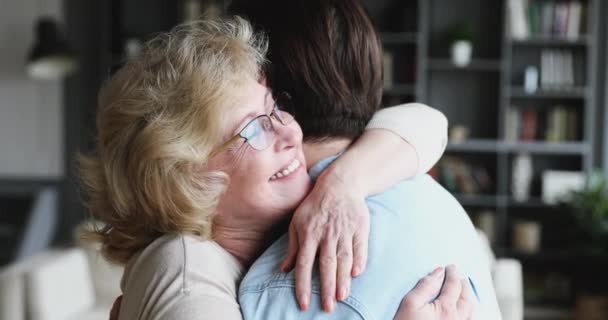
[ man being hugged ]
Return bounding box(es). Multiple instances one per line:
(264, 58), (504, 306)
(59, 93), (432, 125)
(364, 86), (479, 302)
(231, 0), (502, 319)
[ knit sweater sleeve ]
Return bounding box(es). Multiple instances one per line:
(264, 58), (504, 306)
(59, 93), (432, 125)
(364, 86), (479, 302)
(366, 103), (448, 175)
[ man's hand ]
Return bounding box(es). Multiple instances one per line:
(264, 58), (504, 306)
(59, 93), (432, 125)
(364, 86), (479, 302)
(395, 265), (475, 320)
(281, 167), (370, 312)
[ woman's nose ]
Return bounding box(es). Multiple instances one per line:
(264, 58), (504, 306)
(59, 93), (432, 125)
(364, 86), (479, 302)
(273, 120), (302, 152)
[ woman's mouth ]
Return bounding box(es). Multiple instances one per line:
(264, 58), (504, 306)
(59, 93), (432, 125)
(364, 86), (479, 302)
(270, 159), (301, 181)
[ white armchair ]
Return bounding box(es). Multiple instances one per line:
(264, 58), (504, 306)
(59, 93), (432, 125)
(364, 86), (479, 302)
(0, 244), (122, 320)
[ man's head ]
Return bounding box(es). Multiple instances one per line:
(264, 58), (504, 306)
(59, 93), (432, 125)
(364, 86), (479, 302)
(229, 0), (383, 142)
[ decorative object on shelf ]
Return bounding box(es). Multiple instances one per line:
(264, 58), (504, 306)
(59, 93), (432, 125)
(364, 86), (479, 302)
(26, 17), (77, 80)
(574, 295), (608, 320)
(493, 259), (524, 320)
(449, 23), (473, 67)
(124, 39), (143, 60)
(475, 210), (496, 244)
(512, 220), (541, 254)
(524, 66), (539, 94)
(183, 0), (222, 22)
(566, 171), (608, 253)
(183, 0), (202, 21)
(382, 51), (394, 89)
(511, 153), (532, 202)
(542, 170), (585, 205)
(449, 125), (470, 143)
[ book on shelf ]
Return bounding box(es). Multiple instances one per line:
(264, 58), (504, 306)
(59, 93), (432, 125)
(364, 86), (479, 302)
(508, 0), (529, 40)
(540, 50), (580, 90)
(436, 157), (493, 195)
(506, 108), (522, 142)
(521, 109), (538, 141)
(566, 2), (583, 39)
(546, 107), (578, 142)
(509, 0), (585, 40)
(506, 106), (578, 142)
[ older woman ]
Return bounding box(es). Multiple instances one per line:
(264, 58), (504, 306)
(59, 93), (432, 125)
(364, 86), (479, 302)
(81, 18), (471, 320)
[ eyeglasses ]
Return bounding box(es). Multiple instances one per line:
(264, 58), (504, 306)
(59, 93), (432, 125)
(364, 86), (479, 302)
(210, 93), (295, 156)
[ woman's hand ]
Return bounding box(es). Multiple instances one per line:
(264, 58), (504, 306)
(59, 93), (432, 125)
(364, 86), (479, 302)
(395, 265), (475, 320)
(281, 166), (369, 312)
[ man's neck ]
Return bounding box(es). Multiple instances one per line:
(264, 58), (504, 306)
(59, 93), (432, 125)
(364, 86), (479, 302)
(303, 138), (353, 170)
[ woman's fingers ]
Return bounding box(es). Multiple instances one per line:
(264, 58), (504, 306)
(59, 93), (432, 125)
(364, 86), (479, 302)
(437, 264), (463, 305)
(401, 267), (445, 309)
(351, 208), (370, 277)
(457, 279), (475, 319)
(319, 233), (338, 312)
(281, 226), (299, 272)
(294, 236), (318, 311)
(336, 238), (353, 301)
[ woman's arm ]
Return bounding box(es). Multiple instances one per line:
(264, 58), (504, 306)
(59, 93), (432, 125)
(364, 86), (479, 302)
(342, 102), (448, 195)
(283, 103), (449, 311)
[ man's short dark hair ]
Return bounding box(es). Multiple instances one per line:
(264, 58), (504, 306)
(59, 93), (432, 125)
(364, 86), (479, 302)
(229, 0), (383, 141)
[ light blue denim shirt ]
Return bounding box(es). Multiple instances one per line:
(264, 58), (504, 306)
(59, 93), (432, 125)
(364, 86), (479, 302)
(239, 156), (500, 320)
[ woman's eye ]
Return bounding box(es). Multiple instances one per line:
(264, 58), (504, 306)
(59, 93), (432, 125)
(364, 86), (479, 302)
(262, 119), (273, 130)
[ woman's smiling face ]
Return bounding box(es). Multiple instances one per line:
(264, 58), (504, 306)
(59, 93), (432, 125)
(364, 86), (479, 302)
(210, 78), (312, 225)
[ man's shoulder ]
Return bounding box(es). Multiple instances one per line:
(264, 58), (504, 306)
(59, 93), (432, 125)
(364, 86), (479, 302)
(366, 174), (461, 214)
(239, 234), (290, 292)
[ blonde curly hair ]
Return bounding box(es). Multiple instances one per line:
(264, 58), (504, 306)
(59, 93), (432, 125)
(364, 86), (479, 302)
(78, 17), (267, 264)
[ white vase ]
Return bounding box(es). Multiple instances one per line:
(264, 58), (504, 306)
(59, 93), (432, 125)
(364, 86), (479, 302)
(451, 40), (473, 67)
(512, 153), (533, 202)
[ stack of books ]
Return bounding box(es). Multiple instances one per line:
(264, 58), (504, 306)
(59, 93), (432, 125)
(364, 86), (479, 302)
(540, 50), (583, 90)
(508, 0), (585, 40)
(430, 157), (494, 195)
(505, 106), (578, 142)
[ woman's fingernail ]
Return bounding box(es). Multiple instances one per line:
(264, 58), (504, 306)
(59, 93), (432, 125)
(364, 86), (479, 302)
(338, 287), (348, 300)
(324, 297), (335, 312)
(299, 294), (309, 310)
(352, 265), (362, 277)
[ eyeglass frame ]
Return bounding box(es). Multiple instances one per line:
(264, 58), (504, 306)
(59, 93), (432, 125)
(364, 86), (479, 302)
(209, 92), (295, 157)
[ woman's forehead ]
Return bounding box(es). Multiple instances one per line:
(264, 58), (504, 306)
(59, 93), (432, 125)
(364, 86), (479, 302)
(224, 82), (272, 133)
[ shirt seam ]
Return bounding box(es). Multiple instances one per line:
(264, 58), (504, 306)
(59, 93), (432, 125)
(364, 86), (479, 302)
(239, 281), (375, 320)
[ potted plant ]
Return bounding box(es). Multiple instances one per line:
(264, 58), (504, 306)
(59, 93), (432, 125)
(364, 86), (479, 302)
(566, 171), (608, 253)
(449, 23), (474, 67)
